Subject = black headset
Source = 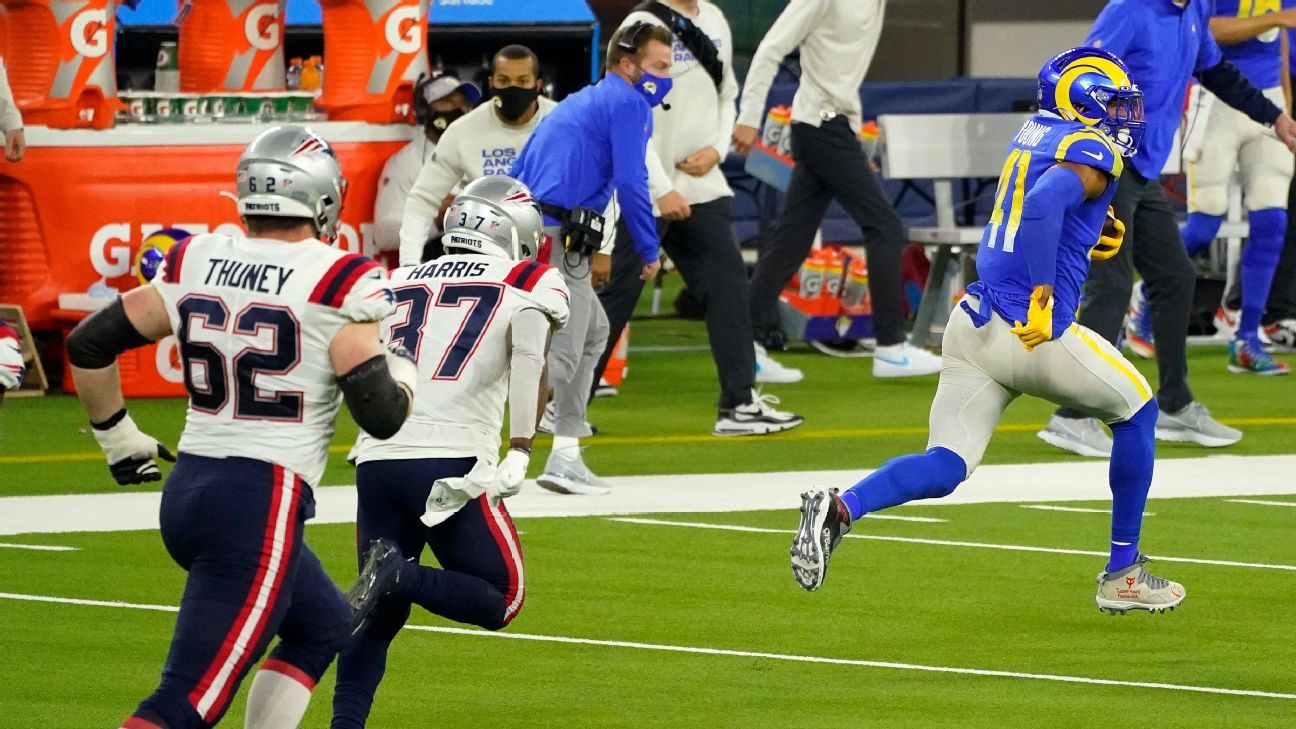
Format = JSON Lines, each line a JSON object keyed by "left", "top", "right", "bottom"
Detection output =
{"left": 412, "top": 73, "right": 434, "bottom": 126}
{"left": 616, "top": 21, "right": 656, "bottom": 55}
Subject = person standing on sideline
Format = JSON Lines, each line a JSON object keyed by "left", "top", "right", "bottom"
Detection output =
{"left": 509, "top": 22, "right": 667, "bottom": 494}
{"left": 595, "top": 0, "right": 806, "bottom": 437}
{"left": 1, "top": 58, "right": 25, "bottom": 162}
{"left": 732, "top": 0, "right": 942, "bottom": 378}
{"left": 1172, "top": 1, "right": 1296, "bottom": 375}
{"left": 372, "top": 75, "right": 479, "bottom": 255}
{"left": 1038, "top": 0, "right": 1296, "bottom": 457}
{"left": 399, "top": 45, "right": 557, "bottom": 267}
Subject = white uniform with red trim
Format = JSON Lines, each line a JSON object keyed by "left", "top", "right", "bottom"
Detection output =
{"left": 152, "top": 233, "right": 394, "bottom": 487}
{"left": 353, "top": 254, "right": 570, "bottom": 464}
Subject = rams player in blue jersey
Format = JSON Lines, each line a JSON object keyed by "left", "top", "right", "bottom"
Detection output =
{"left": 790, "top": 48, "right": 1185, "bottom": 615}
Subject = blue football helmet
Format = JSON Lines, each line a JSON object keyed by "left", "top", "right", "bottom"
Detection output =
{"left": 1038, "top": 47, "right": 1145, "bottom": 158}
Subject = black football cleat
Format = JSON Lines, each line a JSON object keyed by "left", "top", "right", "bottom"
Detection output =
{"left": 790, "top": 488, "right": 853, "bottom": 591}
{"left": 347, "top": 538, "right": 404, "bottom": 635}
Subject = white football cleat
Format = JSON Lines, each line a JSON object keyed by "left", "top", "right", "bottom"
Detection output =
{"left": 1096, "top": 554, "right": 1185, "bottom": 615}
{"left": 755, "top": 343, "right": 804, "bottom": 384}
{"left": 872, "top": 342, "right": 941, "bottom": 378}
{"left": 790, "top": 488, "right": 852, "bottom": 592}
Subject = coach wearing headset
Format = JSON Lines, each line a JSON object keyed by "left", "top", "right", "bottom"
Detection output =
{"left": 372, "top": 74, "right": 480, "bottom": 255}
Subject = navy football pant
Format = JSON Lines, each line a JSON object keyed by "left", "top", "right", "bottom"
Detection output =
{"left": 125, "top": 455, "right": 350, "bottom": 729}
{"left": 331, "top": 457, "right": 525, "bottom": 729}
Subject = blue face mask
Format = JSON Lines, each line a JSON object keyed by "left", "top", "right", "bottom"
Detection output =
{"left": 633, "top": 68, "right": 673, "bottom": 107}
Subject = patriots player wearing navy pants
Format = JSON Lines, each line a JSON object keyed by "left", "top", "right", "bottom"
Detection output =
{"left": 65, "top": 126, "right": 417, "bottom": 728}
{"left": 792, "top": 49, "right": 1187, "bottom": 615}
{"left": 332, "top": 176, "right": 567, "bottom": 728}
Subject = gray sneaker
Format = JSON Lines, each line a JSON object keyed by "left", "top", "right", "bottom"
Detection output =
{"left": 1036, "top": 414, "right": 1112, "bottom": 458}
{"left": 1155, "top": 402, "right": 1242, "bottom": 447}
{"left": 1096, "top": 554, "right": 1185, "bottom": 615}
{"left": 535, "top": 448, "right": 611, "bottom": 495}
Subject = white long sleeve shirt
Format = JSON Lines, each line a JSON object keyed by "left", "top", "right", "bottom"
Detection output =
{"left": 398, "top": 97, "right": 558, "bottom": 266}
{"left": 0, "top": 59, "right": 23, "bottom": 132}
{"left": 373, "top": 136, "right": 434, "bottom": 254}
{"left": 736, "top": 0, "right": 886, "bottom": 135}
{"left": 620, "top": 1, "right": 739, "bottom": 206}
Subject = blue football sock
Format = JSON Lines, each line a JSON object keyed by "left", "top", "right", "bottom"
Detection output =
{"left": 1181, "top": 212, "right": 1223, "bottom": 257}
{"left": 840, "top": 446, "right": 967, "bottom": 521}
{"left": 1239, "top": 208, "right": 1286, "bottom": 342}
{"left": 1105, "top": 399, "right": 1157, "bottom": 572}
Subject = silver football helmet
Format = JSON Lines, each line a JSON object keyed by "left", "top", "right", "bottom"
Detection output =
{"left": 442, "top": 175, "right": 543, "bottom": 261}
{"left": 236, "top": 125, "right": 347, "bottom": 241}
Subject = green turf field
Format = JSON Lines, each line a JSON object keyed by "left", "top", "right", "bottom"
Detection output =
{"left": 2, "top": 310, "right": 1295, "bottom": 727}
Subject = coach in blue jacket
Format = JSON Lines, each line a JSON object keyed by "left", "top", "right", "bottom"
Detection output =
{"left": 509, "top": 22, "right": 667, "bottom": 494}
{"left": 1040, "top": 0, "right": 1296, "bottom": 456}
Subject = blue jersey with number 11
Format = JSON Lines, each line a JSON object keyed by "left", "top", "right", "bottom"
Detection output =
{"left": 976, "top": 114, "right": 1123, "bottom": 334}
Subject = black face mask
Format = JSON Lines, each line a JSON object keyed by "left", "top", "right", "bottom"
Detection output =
{"left": 426, "top": 108, "right": 466, "bottom": 141}
{"left": 492, "top": 85, "right": 541, "bottom": 122}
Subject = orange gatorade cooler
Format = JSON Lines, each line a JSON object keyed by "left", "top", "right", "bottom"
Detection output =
{"left": 316, "top": 0, "right": 429, "bottom": 122}
{"left": 178, "top": 0, "right": 287, "bottom": 92}
{"left": 1, "top": 0, "right": 121, "bottom": 128}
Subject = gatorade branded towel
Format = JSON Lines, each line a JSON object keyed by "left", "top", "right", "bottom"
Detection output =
{"left": 316, "top": 0, "right": 429, "bottom": 122}
{"left": 1, "top": 0, "right": 121, "bottom": 128}
{"left": 178, "top": 0, "right": 287, "bottom": 92}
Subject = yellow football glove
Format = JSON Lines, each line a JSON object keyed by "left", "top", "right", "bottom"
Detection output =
{"left": 1090, "top": 206, "right": 1124, "bottom": 261}
{"left": 1010, "top": 285, "right": 1054, "bottom": 351}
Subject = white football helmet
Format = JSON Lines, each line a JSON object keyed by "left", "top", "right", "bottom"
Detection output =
{"left": 236, "top": 125, "right": 347, "bottom": 241}
{"left": 442, "top": 175, "right": 544, "bottom": 261}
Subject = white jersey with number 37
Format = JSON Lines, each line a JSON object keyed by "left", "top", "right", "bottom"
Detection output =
{"left": 354, "top": 254, "right": 570, "bottom": 463}
{"left": 151, "top": 233, "right": 394, "bottom": 486}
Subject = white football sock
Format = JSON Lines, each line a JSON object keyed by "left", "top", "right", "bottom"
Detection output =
{"left": 245, "top": 663, "right": 314, "bottom": 729}
{"left": 552, "top": 435, "right": 580, "bottom": 454}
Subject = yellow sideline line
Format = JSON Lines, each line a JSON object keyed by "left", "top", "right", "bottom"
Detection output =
{"left": 5, "top": 416, "right": 1296, "bottom": 465}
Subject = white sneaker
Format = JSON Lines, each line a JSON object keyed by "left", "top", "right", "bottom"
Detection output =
{"left": 1263, "top": 318, "right": 1296, "bottom": 352}
{"left": 535, "top": 448, "right": 611, "bottom": 495}
{"left": 755, "top": 343, "right": 804, "bottom": 384}
{"left": 1095, "top": 554, "right": 1185, "bottom": 615}
{"left": 713, "top": 389, "right": 804, "bottom": 436}
{"left": 872, "top": 343, "right": 941, "bottom": 378}
{"left": 593, "top": 377, "right": 619, "bottom": 398}
{"left": 1213, "top": 306, "right": 1240, "bottom": 342}
{"left": 1155, "top": 402, "right": 1242, "bottom": 447}
{"left": 1037, "top": 414, "right": 1113, "bottom": 458}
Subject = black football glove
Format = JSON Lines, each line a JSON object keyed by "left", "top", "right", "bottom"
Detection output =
{"left": 91, "top": 409, "right": 177, "bottom": 486}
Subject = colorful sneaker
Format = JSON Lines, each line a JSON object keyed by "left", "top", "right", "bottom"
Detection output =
{"left": 1228, "top": 337, "right": 1290, "bottom": 376}
{"left": 1096, "top": 554, "right": 1185, "bottom": 615}
{"left": 1213, "top": 305, "right": 1240, "bottom": 341}
{"left": 1262, "top": 318, "right": 1296, "bottom": 353}
{"left": 1125, "top": 281, "right": 1155, "bottom": 359}
{"left": 790, "top": 488, "right": 853, "bottom": 592}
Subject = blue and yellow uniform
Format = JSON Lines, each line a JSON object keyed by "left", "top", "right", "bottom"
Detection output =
{"left": 1216, "top": 0, "right": 1295, "bottom": 90}
{"left": 975, "top": 115, "right": 1123, "bottom": 337}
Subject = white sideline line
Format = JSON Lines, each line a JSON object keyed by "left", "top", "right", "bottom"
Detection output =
{"left": 400, "top": 625, "right": 1296, "bottom": 701}
{"left": 1, "top": 589, "right": 1292, "bottom": 702}
{"left": 1227, "top": 499, "right": 1296, "bottom": 508}
{"left": 1020, "top": 505, "right": 1155, "bottom": 516}
{"left": 861, "top": 513, "right": 947, "bottom": 523}
{"left": 0, "top": 542, "right": 79, "bottom": 552}
{"left": 608, "top": 518, "right": 1296, "bottom": 572}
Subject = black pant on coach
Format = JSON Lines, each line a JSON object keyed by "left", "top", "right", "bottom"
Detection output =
{"left": 594, "top": 197, "right": 756, "bottom": 409}
{"left": 1057, "top": 171, "right": 1196, "bottom": 419}
{"left": 746, "top": 117, "right": 908, "bottom": 347}
{"left": 1267, "top": 159, "right": 1296, "bottom": 323}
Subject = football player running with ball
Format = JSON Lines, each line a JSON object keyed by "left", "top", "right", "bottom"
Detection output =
{"left": 331, "top": 176, "right": 569, "bottom": 729}
{"left": 790, "top": 48, "right": 1185, "bottom": 616}
{"left": 65, "top": 126, "right": 417, "bottom": 729}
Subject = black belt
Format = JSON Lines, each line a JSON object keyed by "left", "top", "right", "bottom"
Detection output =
{"left": 539, "top": 202, "right": 571, "bottom": 222}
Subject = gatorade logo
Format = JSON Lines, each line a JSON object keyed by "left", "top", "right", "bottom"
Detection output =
{"left": 385, "top": 5, "right": 423, "bottom": 55}
{"left": 70, "top": 9, "right": 110, "bottom": 59}
{"left": 245, "top": 2, "right": 281, "bottom": 52}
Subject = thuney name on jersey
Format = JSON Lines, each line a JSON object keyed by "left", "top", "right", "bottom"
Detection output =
{"left": 201, "top": 258, "right": 295, "bottom": 295}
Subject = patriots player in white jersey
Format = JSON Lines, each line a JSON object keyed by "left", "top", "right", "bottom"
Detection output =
{"left": 0, "top": 318, "right": 25, "bottom": 400}
{"left": 65, "top": 126, "right": 418, "bottom": 729}
{"left": 331, "top": 175, "right": 569, "bottom": 729}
